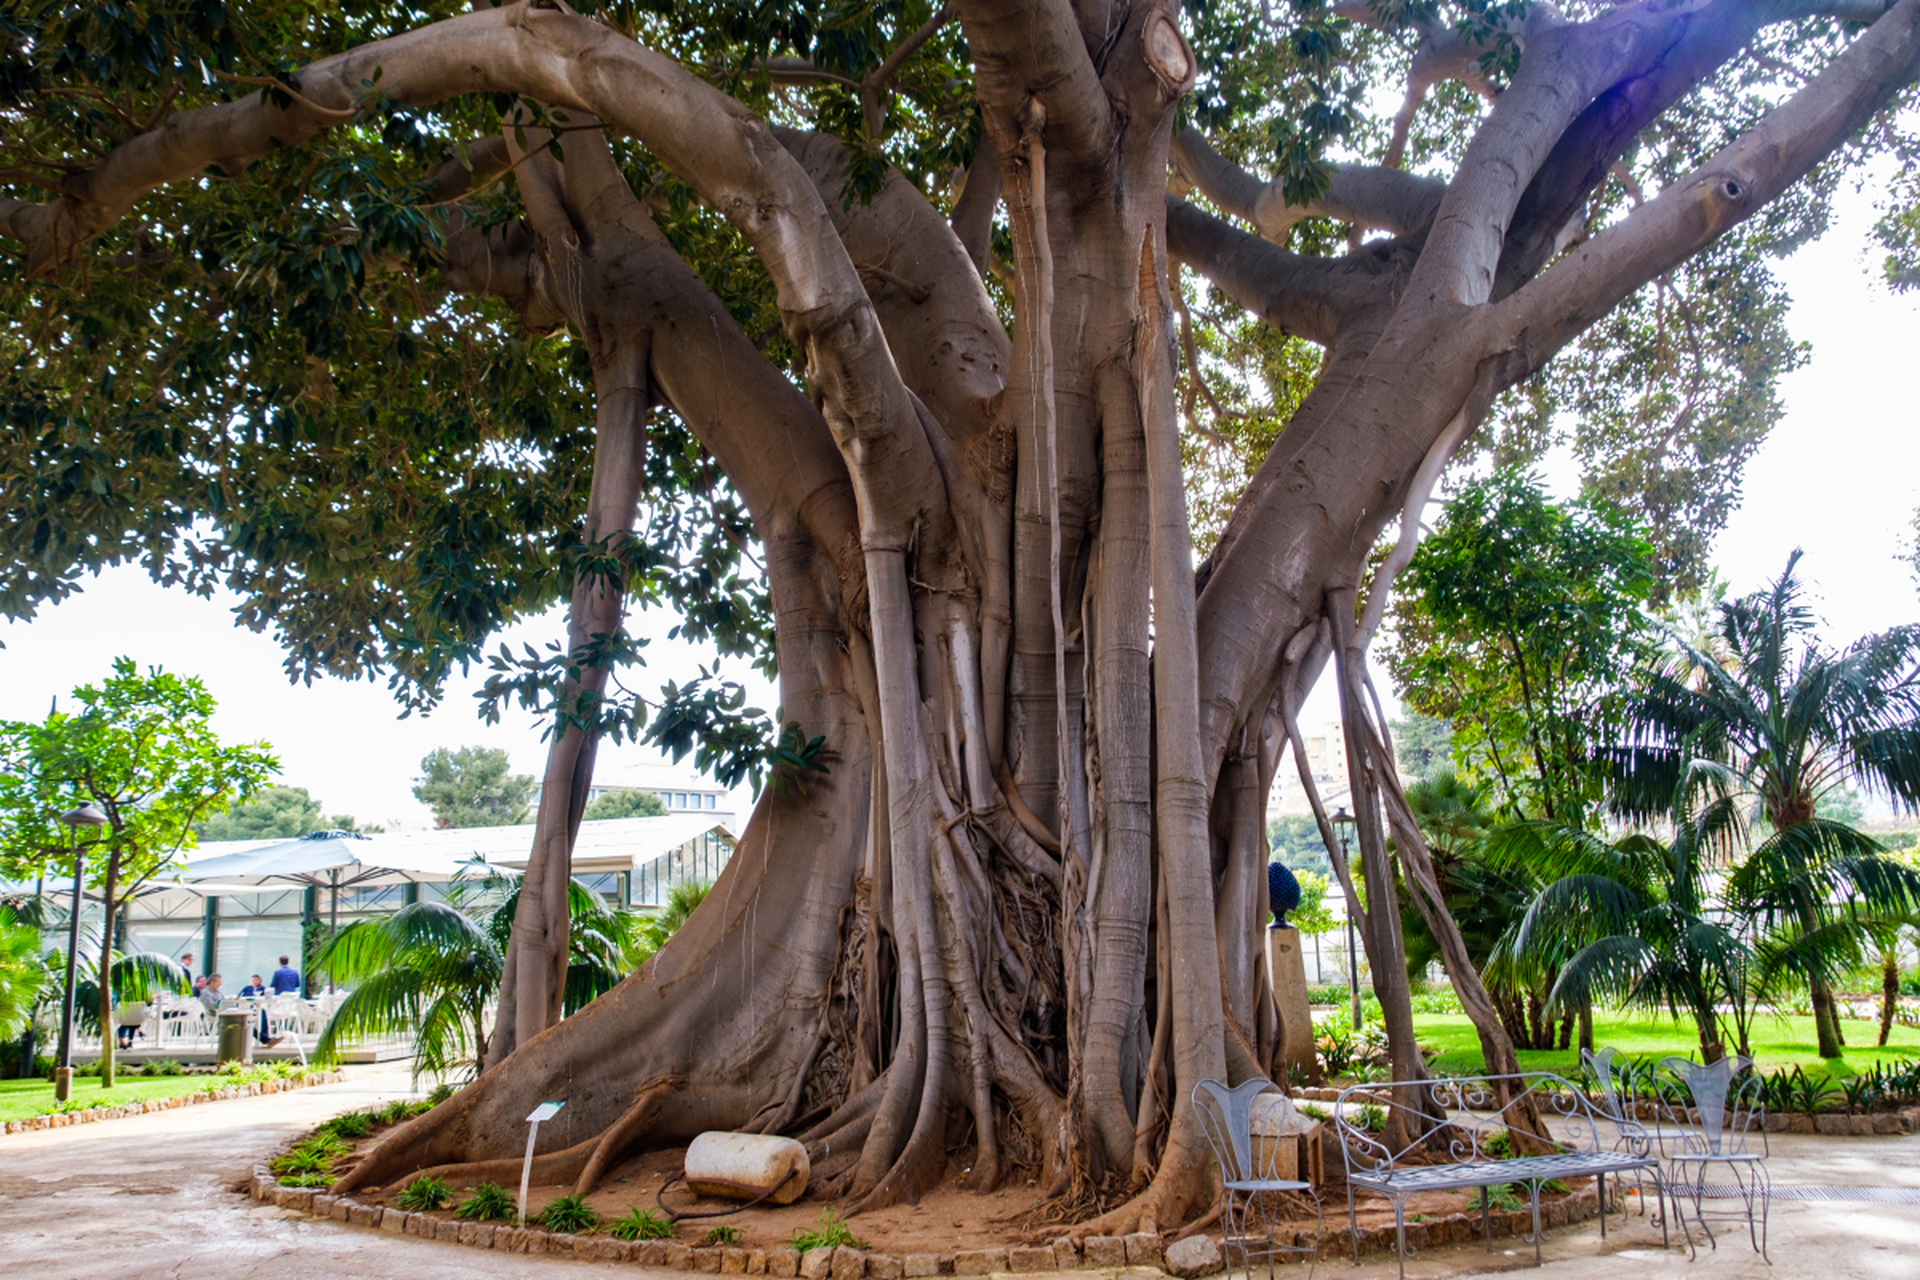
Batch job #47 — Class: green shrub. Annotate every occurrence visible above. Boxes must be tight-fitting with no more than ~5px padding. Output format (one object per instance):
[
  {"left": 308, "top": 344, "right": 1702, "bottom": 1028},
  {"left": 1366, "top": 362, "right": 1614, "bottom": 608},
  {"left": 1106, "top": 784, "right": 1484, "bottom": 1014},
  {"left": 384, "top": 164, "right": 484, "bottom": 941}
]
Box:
[
  {"left": 791, "top": 1208, "right": 865, "bottom": 1252},
  {"left": 454, "top": 1183, "right": 517, "bottom": 1222},
  {"left": 278, "top": 1172, "right": 335, "bottom": 1189},
  {"left": 608, "top": 1207, "right": 677, "bottom": 1241},
  {"left": 394, "top": 1174, "right": 454, "bottom": 1212},
  {"left": 426, "top": 1083, "right": 455, "bottom": 1106},
  {"left": 534, "top": 1194, "right": 599, "bottom": 1234},
  {"left": 704, "top": 1225, "right": 744, "bottom": 1246},
  {"left": 376, "top": 1099, "right": 414, "bottom": 1125}
]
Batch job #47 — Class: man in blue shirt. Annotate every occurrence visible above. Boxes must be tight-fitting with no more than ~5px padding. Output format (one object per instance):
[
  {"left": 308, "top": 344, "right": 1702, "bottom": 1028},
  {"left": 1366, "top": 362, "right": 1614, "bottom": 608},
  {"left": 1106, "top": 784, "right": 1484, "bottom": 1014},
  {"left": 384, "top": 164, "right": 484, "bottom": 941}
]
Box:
[{"left": 270, "top": 955, "right": 301, "bottom": 995}]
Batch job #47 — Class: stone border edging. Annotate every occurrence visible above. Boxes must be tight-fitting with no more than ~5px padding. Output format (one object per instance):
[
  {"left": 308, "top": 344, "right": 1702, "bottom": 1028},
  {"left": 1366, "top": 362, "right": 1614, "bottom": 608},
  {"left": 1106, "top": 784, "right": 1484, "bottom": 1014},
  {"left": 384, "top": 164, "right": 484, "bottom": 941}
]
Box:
[
  {"left": 246, "top": 1162, "right": 1609, "bottom": 1275},
  {"left": 2, "top": 1070, "right": 345, "bottom": 1135}
]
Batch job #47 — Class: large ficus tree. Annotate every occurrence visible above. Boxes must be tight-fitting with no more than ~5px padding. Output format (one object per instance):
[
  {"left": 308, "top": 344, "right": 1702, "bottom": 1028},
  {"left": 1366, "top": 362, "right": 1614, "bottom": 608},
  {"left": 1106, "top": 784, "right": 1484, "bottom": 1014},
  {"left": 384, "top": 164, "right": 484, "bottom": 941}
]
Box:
[{"left": 5, "top": 0, "right": 1919, "bottom": 1227}]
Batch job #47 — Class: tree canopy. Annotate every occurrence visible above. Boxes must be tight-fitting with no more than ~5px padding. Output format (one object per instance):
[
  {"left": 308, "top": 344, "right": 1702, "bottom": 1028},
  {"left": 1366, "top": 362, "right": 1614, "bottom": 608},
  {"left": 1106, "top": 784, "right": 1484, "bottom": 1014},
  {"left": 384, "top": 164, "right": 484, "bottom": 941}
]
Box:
[
  {"left": 195, "top": 784, "right": 363, "bottom": 840},
  {"left": 412, "top": 745, "right": 534, "bottom": 828},
  {"left": 581, "top": 787, "right": 667, "bottom": 820},
  {"left": 1386, "top": 469, "right": 1657, "bottom": 824}
]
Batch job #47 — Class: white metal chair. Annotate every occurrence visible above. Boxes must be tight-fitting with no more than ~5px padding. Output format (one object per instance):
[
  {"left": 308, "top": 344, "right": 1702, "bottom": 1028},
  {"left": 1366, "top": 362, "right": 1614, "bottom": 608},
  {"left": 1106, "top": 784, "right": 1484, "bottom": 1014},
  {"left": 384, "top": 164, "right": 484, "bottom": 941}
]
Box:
[
  {"left": 1193, "top": 1078, "right": 1323, "bottom": 1279},
  {"left": 1656, "top": 1055, "right": 1770, "bottom": 1262}
]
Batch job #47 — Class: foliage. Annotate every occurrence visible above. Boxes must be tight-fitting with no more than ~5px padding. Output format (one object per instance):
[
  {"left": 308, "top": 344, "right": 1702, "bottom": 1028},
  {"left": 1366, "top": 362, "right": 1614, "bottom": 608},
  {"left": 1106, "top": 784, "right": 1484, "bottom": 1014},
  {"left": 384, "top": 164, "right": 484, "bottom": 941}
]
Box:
[
  {"left": 1386, "top": 471, "right": 1657, "bottom": 825},
  {"left": 0, "top": 661, "right": 279, "bottom": 886},
  {"left": 279, "top": 1172, "right": 336, "bottom": 1189},
  {"left": 607, "top": 1206, "right": 677, "bottom": 1240},
  {"left": 790, "top": 1208, "right": 865, "bottom": 1252},
  {"left": 582, "top": 788, "right": 668, "bottom": 821},
  {"left": 314, "top": 870, "right": 637, "bottom": 1078},
  {"left": 1315, "top": 1002, "right": 1388, "bottom": 1078},
  {"left": 533, "top": 1193, "right": 600, "bottom": 1234},
  {"left": 411, "top": 747, "right": 534, "bottom": 829},
  {"left": 631, "top": 880, "right": 711, "bottom": 966},
  {"left": 1606, "top": 553, "right": 1920, "bottom": 1057},
  {"left": 197, "top": 786, "right": 363, "bottom": 841},
  {"left": 0, "top": 905, "right": 48, "bottom": 1044},
  {"left": 455, "top": 1183, "right": 518, "bottom": 1222},
  {"left": 1391, "top": 714, "right": 1454, "bottom": 783},
  {"left": 1272, "top": 867, "right": 1336, "bottom": 938},
  {"left": 1265, "top": 815, "right": 1331, "bottom": 875},
  {"left": 393, "top": 1174, "right": 455, "bottom": 1211},
  {"left": 702, "top": 1224, "right": 743, "bottom": 1246}
]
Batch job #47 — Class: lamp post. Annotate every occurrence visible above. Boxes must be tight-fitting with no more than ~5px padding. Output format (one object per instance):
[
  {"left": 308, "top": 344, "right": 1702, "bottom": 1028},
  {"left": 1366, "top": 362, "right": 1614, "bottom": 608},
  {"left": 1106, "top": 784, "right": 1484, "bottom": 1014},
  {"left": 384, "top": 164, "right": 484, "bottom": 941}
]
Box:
[
  {"left": 1330, "top": 806, "right": 1360, "bottom": 1032},
  {"left": 53, "top": 802, "right": 109, "bottom": 1103}
]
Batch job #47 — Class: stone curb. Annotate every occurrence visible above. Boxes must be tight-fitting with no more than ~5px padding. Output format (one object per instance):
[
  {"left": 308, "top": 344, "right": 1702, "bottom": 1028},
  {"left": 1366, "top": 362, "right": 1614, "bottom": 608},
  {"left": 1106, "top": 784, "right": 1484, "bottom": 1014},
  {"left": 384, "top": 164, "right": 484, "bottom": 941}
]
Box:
[
  {"left": 2, "top": 1070, "right": 345, "bottom": 1136},
  {"left": 246, "top": 1159, "right": 1620, "bottom": 1272}
]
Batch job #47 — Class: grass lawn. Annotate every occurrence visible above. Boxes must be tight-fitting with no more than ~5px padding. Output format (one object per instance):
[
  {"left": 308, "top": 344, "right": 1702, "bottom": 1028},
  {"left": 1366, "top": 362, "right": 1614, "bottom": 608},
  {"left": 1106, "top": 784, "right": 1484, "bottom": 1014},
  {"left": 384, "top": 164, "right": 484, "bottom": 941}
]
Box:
[
  {"left": 1414, "top": 1011, "right": 1920, "bottom": 1077},
  {"left": 0, "top": 1066, "right": 321, "bottom": 1124}
]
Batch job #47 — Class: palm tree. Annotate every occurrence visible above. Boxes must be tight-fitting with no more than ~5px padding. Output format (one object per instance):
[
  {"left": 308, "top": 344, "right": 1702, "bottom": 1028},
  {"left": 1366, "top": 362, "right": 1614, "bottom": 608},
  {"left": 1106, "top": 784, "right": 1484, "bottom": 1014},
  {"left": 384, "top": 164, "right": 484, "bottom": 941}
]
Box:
[
  {"left": 1495, "top": 822, "right": 1757, "bottom": 1063},
  {"left": 1607, "top": 553, "right": 1920, "bottom": 1057},
  {"left": 315, "top": 874, "right": 640, "bottom": 1081}
]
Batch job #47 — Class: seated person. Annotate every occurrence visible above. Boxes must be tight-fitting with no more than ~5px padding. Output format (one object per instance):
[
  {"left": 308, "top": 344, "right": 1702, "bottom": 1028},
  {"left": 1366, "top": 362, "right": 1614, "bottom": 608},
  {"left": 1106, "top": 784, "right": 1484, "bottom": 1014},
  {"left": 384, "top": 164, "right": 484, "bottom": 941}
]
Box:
[
  {"left": 114, "top": 1000, "right": 150, "bottom": 1050},
  {"left": 197, "top": 973, "right": 225, "bottom": 1014},
  {"left": 238, "top": 974, "right": 282, "bottom": 1047}
]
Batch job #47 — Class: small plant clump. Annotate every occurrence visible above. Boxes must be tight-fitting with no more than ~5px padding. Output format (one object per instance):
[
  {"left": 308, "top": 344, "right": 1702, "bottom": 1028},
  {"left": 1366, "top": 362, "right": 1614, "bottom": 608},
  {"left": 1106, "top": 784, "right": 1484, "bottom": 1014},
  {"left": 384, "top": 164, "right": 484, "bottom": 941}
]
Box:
[
  {"left": 607, "top": 1207, "right": 677, "bottom": 1241},
  {"left": 703, "top": 1224, "right": 744, "bottom": 1246},
  {"left": 393, "top": 1174, "right": 454, "bottom": 1212},
  {"left": 1466, "top": 1184, "right": 1525, "bottom": 1213},
  {"left": 426, "top": 1082, "right": 455, "bottom": 1106},
  {"left": 454, "top": 1182, "right": 517, "bottom": 1222},
  {"left": 321, "top": 1110, "right": 374, "bottom": 1140},
  {"left": 145, "top": 1059, "right": 185, "bottom": 1076},
  {"left": 534, "top": 1193, "right": 600, "bottom": 1234},
  {"left": 790, "top": 1208, "right": 865, "bottom": 1252},
  {"left": 271, "top": 1132, "right": 350, "bottom": 1176},
  {"left": 278, "top": 1172, "right": 335, "bottom": 1189}
]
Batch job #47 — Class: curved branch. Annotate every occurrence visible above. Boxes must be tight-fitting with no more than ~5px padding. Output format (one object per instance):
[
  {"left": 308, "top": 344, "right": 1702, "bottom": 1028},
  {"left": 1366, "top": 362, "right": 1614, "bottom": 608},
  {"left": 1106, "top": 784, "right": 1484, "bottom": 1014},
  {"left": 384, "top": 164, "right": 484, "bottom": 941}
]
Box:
[
  {"left": 1164, "top": 199, "right": 1392, "bottom": 346},
  {"left": 1171, "top": 130, "right": 1445, "bottom": 239}
]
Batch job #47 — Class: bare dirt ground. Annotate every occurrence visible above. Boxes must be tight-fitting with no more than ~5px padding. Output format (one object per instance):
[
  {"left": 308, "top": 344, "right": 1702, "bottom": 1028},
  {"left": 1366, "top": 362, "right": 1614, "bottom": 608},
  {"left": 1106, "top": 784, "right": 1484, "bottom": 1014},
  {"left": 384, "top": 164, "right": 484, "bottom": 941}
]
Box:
[{"left": 2, "top": 1059, "right": 1917, "bottom": 1279}]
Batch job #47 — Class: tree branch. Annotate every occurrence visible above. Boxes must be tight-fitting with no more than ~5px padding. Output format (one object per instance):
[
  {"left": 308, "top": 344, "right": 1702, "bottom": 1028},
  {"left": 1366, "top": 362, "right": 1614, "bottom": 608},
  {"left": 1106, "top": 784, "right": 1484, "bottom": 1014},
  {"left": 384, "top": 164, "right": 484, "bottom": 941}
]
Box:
[
  {"left": 1172, "top": 130, "right": 1446, "bottom": 240},
  {"left": 1493, "top": 0, "right": 1920, "bottom": 384},
  {"left": 1164, "top": 198, "right": 1393, "bottom": 347}
]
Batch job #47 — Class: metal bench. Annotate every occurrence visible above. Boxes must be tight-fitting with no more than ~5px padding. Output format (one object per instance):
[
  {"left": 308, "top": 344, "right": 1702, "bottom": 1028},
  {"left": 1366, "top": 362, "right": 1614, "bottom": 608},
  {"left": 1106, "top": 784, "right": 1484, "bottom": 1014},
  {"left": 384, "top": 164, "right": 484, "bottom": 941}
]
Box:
[{"left": 1334, "top": 1072, "right": 1660, "bottom": 1277}]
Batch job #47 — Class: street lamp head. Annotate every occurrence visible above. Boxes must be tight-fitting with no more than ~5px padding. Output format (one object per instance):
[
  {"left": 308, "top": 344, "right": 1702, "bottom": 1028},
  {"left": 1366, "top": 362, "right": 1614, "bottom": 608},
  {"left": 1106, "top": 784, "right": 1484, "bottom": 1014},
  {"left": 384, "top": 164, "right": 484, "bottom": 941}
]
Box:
[
  {"left": 60, "top": 802, "right": 108, "bottom": 828},
  {"left": 1330, "top": 806, "right": 1353, "bottom": 827}
]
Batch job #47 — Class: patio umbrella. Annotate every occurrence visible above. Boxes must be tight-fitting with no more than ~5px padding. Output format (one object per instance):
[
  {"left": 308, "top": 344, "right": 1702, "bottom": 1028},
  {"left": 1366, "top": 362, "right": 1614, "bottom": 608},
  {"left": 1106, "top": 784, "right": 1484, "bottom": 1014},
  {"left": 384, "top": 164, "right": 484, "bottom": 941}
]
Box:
[{"left": 182, "top": 830, "right": 438, "bottom": 932}]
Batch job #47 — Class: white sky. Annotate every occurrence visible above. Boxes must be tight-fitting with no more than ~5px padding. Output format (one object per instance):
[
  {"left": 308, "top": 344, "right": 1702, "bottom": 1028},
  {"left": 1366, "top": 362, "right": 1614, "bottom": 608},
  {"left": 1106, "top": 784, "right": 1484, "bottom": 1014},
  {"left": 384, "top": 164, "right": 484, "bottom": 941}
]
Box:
[{"left": 2, "top": 179, "right": 1916, "bottom": 828}]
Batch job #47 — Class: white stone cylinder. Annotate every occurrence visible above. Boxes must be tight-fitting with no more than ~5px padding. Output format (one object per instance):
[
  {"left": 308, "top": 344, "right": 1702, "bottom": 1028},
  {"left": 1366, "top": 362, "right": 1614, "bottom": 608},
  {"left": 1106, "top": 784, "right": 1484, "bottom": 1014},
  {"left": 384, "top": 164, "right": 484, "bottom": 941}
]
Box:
[{"left": 684, "top": 1131, "right": 811, "bottom": 1205}]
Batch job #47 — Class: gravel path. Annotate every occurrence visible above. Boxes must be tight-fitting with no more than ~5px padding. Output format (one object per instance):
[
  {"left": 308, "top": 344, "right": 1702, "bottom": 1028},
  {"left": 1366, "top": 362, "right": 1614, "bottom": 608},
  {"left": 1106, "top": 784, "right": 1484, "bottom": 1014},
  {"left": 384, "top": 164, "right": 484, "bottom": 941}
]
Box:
[{"left": 3, "top": 1061, "right": 1918, "bottom": 1280}]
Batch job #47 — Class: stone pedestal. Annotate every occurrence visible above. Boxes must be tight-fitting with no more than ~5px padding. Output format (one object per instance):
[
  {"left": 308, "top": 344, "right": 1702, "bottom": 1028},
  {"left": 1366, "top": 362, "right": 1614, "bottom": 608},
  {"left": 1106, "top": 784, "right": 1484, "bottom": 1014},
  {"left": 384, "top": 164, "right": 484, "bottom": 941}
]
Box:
[{"left": 1266, "top": 926, "right": 1319, "bottom": 1084}]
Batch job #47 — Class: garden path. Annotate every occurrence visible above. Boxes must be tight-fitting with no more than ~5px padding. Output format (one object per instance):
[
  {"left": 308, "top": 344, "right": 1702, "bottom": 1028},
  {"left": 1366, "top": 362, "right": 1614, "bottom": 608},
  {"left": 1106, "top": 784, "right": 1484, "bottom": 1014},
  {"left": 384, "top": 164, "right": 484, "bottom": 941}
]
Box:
[{"left": 0, "top": 1061, "right": 1915, "bottom": 1279}]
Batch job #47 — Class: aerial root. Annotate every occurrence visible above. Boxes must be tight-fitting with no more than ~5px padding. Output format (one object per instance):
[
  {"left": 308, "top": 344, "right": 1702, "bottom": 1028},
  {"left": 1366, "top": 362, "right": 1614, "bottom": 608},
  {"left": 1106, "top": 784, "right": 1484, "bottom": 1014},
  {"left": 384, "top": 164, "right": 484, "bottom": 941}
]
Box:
[
  {"left": 576, "top": 1074, "right": 684, "bottom": 1196},
  {"left": 391, "top": 1140, "right": 597, "bottom": 1193}
]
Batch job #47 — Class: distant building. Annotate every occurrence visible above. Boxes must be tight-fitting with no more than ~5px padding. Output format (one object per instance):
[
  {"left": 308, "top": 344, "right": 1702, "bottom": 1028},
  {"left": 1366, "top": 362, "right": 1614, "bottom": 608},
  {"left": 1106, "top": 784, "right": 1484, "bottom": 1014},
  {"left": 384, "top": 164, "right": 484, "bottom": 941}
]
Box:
[
  {"left": 545, "top": 759, "right": 737, "bottom": 823},
  {"left": 1267, "top": 718, "right": 1351, "bottom": 817}
]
